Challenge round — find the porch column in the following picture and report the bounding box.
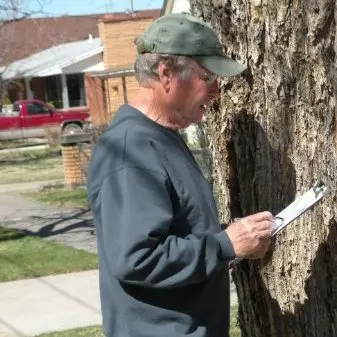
[24,77,34,99]
[61,73,69,109]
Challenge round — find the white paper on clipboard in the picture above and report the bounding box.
[230,181,328,267]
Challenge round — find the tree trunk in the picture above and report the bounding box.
[190,0,337,336]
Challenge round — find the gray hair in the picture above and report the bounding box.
[134,53,195,86]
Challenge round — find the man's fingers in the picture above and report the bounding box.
[254,220,273,231]
[245,211,273,222]
[239,219,273,232]
[227,211,274,258]
[257,230,272,239]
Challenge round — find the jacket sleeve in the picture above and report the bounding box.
[99,166,235,289]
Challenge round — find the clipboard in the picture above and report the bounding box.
[230,181,329,267]
[271,181,328,235]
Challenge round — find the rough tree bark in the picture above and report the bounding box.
[190,0,337,336]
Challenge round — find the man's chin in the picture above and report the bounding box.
[177,109,204,128]
[194,107,205,122]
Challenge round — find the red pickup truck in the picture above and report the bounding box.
[0,99,90,140]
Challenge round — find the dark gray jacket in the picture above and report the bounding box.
[87,105,236,337]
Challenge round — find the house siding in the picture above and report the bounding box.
[91,13,159,125]
[105,76,139,119]
[85,74,106,126]
[99,19,154,68]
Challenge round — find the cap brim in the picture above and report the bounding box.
[192,55,247,77]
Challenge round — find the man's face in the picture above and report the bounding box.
[169,62,219,128]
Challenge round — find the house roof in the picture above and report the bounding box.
[0,9,161,68]
[2,38,103,79]
[0,14,103,67]
[0,9,160,68]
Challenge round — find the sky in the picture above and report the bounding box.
[24,0,165,17]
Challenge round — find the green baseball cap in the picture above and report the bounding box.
[136,13,246,77]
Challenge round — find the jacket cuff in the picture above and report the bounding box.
[216,231,236,261]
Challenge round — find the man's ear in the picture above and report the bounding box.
[157,62,173,91]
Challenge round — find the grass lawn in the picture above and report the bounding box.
[26,186,89,208]
[0,227,97,282]
[35,326,104,337]
[0,147,64,184]
[34,306,240,337]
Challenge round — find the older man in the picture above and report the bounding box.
[88,14,273,337]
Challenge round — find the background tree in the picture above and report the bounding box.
[190,0,337,336]
[0,0,48,102]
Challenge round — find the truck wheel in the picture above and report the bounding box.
[62,123,82,135]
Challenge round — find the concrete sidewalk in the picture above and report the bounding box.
[0,270,101,337]
[0,180,63,194]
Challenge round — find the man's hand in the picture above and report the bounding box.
[225,211,273,259]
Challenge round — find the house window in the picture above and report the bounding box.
[44,76,62,108]
[67,74,86,107]
[44,74,86,109]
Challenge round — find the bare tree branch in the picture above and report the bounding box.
[0,0,52,101]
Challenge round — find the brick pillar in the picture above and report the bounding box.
[60,133,93,188]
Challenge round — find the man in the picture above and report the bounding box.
[88,13,273,337]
